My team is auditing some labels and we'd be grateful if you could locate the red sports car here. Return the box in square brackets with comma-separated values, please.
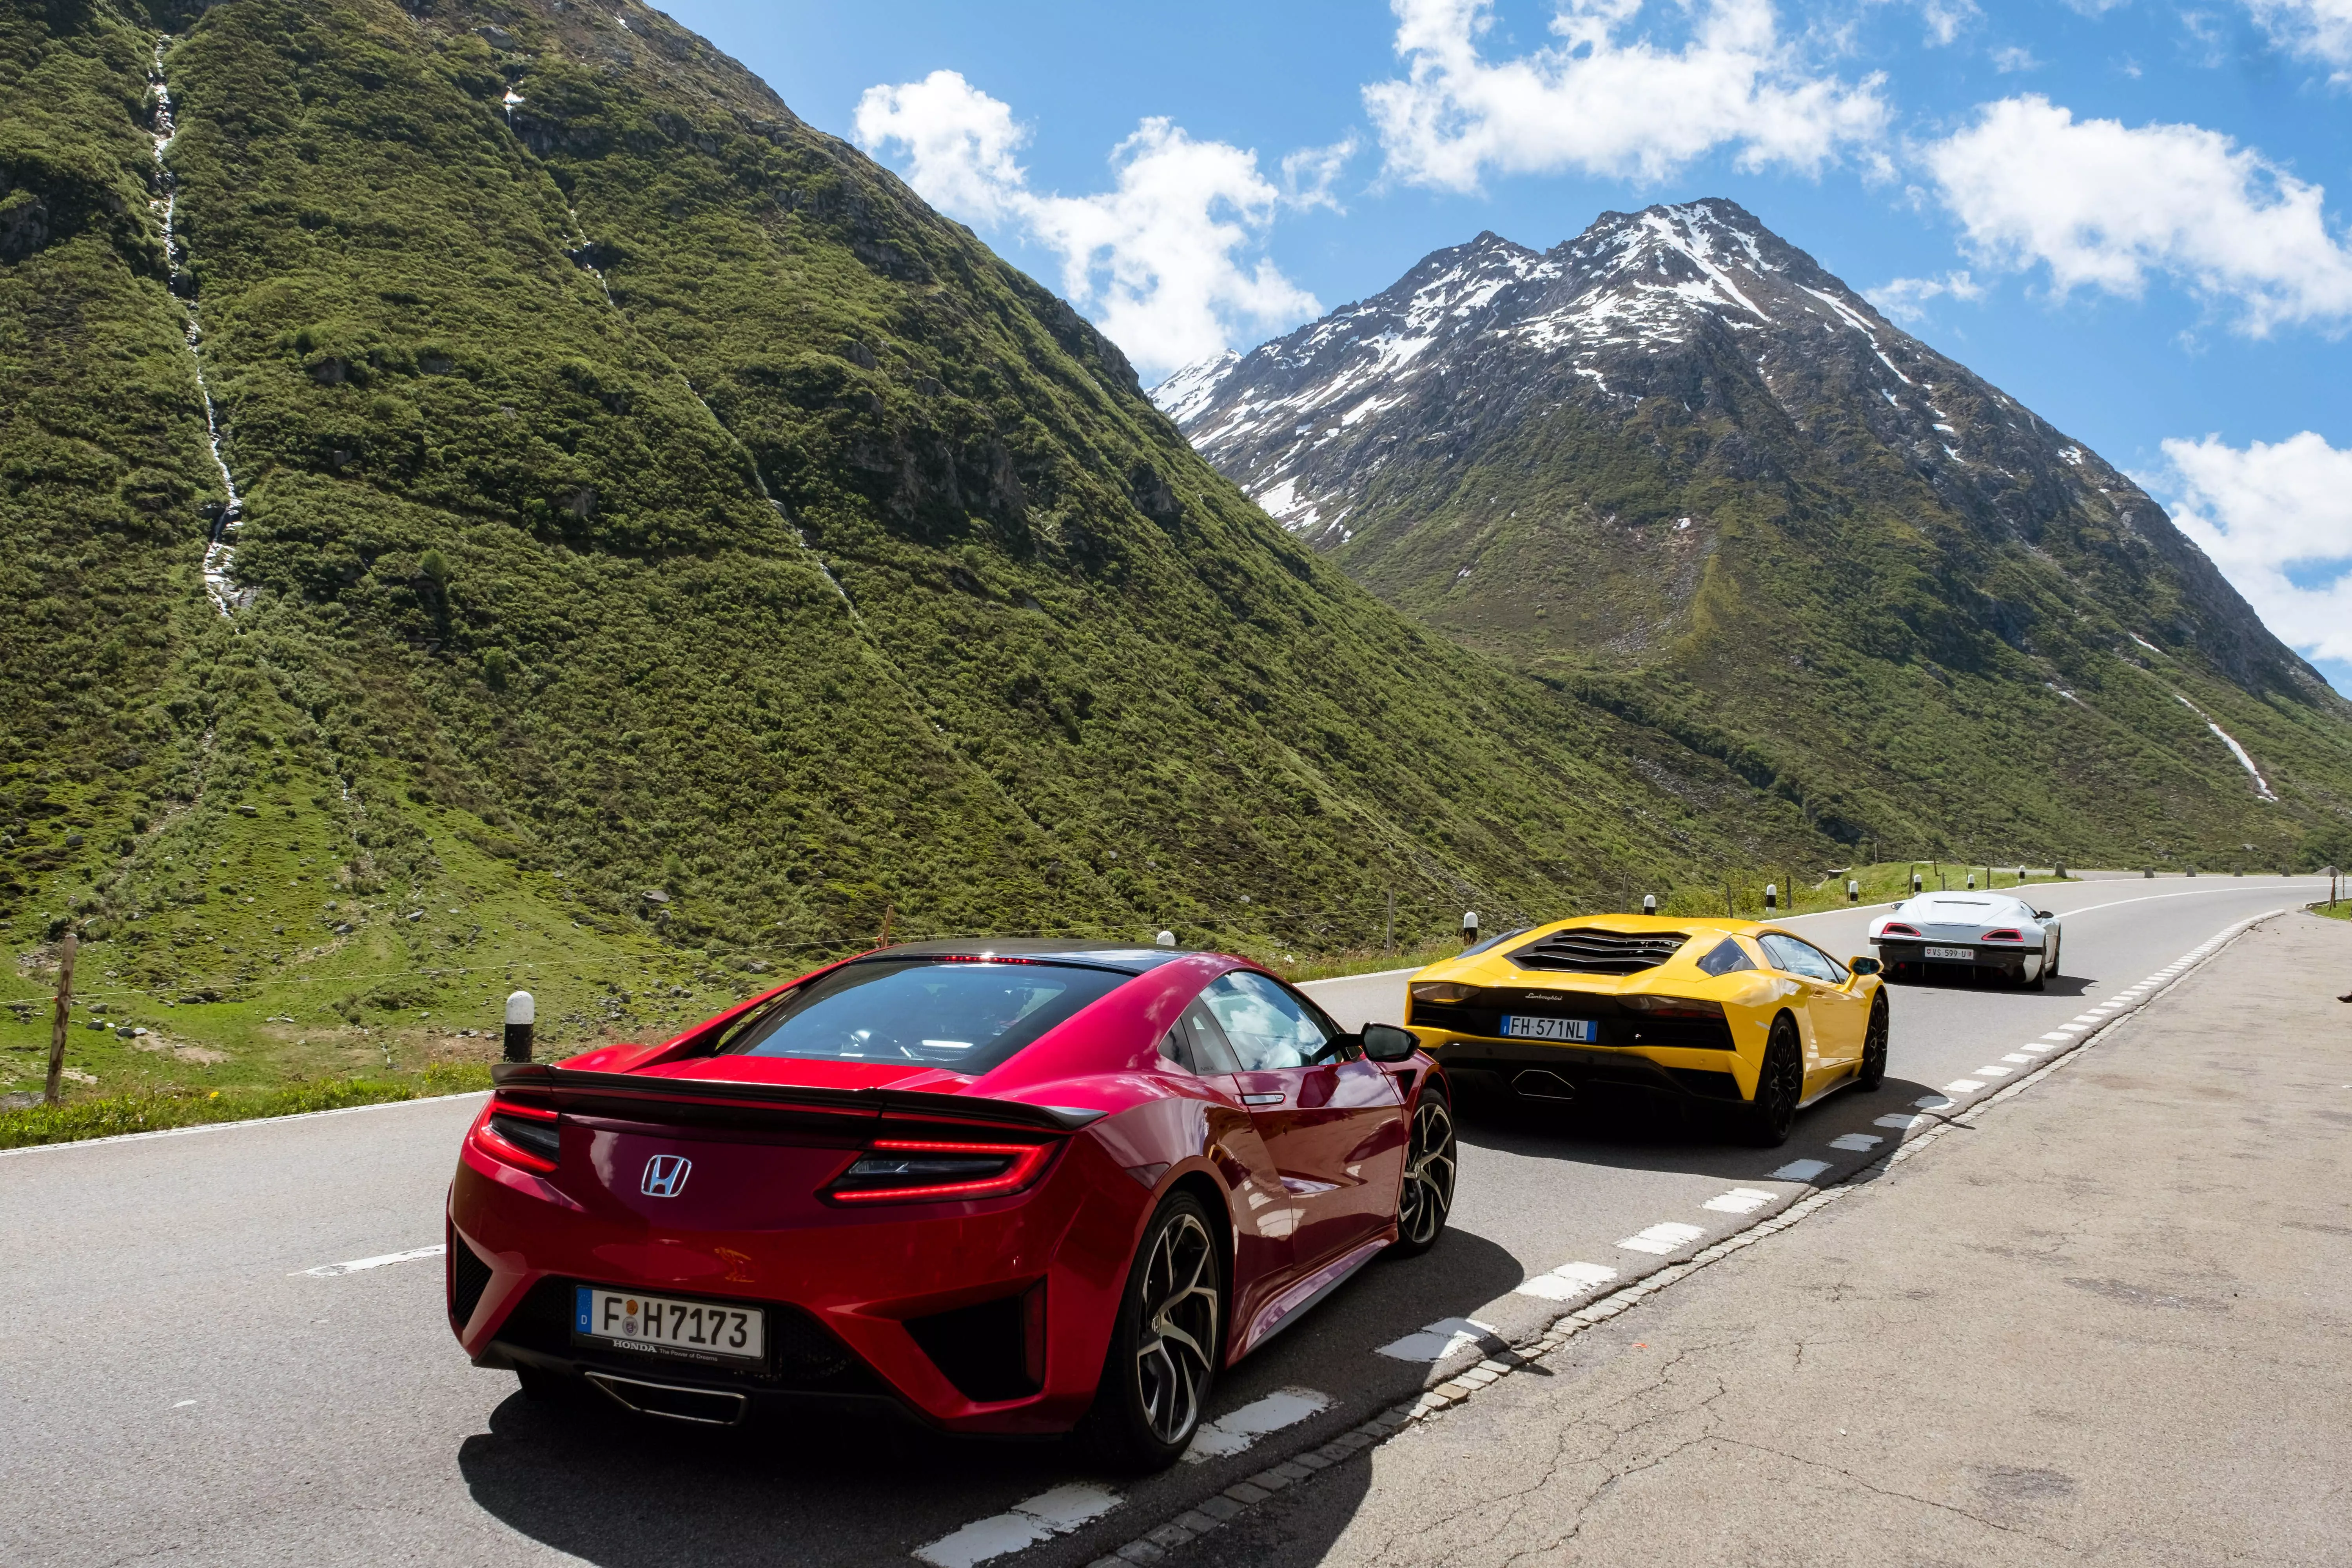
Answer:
[446, 940, 1455, 1468]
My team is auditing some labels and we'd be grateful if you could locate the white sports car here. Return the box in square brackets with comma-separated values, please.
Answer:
[1868, 893, 2063, 989]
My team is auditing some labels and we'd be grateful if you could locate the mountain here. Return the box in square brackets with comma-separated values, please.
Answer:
[0, 2, 1840, 1063]
[1156, 200, 2352, 866]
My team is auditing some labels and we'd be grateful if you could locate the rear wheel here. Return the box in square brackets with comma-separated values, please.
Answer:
[1739, 1016, 1803, 1147]
[1077, 1193, 1221, 1472]
[1857, 993, 1889, 1089]
[2045, 933, 2061, 981]
[1389, 1090, 1456, 1257]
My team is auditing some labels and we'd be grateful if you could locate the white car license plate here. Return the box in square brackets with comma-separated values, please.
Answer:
[1502, 1015, 1596, 1043]
[575, 1286, 764, 1363]
[1923, 946, 1973, 960]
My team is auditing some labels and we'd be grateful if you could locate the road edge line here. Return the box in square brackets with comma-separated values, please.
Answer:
[0, 1088, 492, 1159]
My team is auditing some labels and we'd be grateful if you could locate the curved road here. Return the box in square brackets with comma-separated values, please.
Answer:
[0, 874, 2324, 1568]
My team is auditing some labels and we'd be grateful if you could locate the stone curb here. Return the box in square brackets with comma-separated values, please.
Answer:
[1073, 906, 2287, 1568]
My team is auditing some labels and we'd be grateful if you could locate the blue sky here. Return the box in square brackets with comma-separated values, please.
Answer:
[661, 0, 2352, 693]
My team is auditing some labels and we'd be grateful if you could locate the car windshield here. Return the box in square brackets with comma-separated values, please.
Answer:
[713, 960, 1131, 1073]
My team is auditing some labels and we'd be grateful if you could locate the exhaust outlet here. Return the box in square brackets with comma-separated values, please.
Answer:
[1512, 1069, 1577, 1101]
[584, 1371, 748, 1426]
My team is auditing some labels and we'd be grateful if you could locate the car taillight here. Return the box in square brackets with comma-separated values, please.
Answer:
[1880, 923, 1920, 937]
[1620, 995, 1726, 1019]
[826, 1138, 1057, 1204]
[1410, 982, 1480, 1004]
[1980, 929, 2023, 942]
[471, 1098, 560, 1174]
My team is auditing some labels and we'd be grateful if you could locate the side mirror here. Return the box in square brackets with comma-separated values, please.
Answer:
[1361, 1022, 1419, 1063]
[1848, 957, 1882, 977]
[2035, 911, 2054, 921]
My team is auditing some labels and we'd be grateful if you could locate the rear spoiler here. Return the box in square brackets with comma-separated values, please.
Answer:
[490, 1062, 1105, 1136]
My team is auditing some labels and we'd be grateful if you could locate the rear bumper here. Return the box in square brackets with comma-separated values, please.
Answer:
[1873, 940, 2038, 977]
[1406, 1031, 1752, 1104]
[445, 1131, 1147, 1436]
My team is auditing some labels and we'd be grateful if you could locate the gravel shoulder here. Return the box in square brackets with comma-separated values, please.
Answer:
[1153, 909, 2352, 1568]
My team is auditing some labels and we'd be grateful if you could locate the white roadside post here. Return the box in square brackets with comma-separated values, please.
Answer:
[1848, 878, 1860, 903]
[503, 990, 535, 1063]
[1642, 894, 1657, 915]
[1764, 883, 1777, 913]
[1460, 910, 1479, 949]
[1155, 929, 1176, 949]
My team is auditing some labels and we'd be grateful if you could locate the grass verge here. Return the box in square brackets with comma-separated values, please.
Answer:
[0, 1063, 491, 1150]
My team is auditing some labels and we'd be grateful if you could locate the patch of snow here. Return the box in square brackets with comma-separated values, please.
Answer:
[1150, 350, 1240, 424]
[2057, 446, 2084, 466]
[2174, 694, 2279, 801]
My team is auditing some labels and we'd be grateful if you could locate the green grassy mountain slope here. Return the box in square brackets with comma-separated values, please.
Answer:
[1160, 203, 2352, 871]
[1, 2, 1835, 1094]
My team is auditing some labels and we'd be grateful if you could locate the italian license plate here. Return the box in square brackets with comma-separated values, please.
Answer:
[1502, 1015, 1596, 1043]
[1923, 946, 1973, 960]
[574, 1286, 764, 1363]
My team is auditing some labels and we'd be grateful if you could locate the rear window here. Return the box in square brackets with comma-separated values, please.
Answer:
[713, 960, 1131, 1073]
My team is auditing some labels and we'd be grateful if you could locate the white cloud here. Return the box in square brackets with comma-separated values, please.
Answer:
[1991, 44, 2042, 70]
[1360, 0, 1891, 191]
[2245, 0, 2352, 77]
[854, 71, 1321, 376]
[2150, 432, 2352, 665]
[1866, 269, 1984, 321]
[1922, 96, 2352, 334]
[1280, 136, 1361, 213]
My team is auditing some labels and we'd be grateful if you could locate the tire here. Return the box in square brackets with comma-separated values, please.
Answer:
[1076, 1193, 1222, 1472]
[1389, 1089, 1457, 1258]
[1739, 1016, 1803, 1147]
[2045, 933, 2060, 982]
[1857, 992, 1889, 1090]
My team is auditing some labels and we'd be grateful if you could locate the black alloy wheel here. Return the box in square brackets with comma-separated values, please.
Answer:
[1080, 1193, 1222, 1471]
[1857, 992, 1889, 1089]
[2045, 932, 2061, 981]
[1740, 1016, 1804, 1147]
[1390, 1090, 1457, 1257]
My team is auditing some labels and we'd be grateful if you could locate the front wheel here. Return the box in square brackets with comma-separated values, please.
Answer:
[1857, 992, 1888, 1089]
[1076, 1193, 1223, 1472]
[1739, 1016, 1803, 1147]
[1389, 1090, 1456, 1257]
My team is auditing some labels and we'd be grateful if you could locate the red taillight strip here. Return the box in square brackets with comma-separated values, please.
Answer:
[1980, 929, 2024, 942]
[471, 1098, 560, 1174]
[1881, 923, 1921, 936]
[828, 1138, 1057, 1204]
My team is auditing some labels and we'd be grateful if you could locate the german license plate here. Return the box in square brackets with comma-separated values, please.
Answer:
[1502, 1015, 1596, 1043]
[1923, 946, 1973, 960]
[574, 1286, 764, 1363]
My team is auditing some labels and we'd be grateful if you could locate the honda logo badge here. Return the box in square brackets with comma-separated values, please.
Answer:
[640, 1154, 692, 1198]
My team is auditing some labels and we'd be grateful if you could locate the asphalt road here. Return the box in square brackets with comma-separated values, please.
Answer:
[0, 874, 2323, 1568]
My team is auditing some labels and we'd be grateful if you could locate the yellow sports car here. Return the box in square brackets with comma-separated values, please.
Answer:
[1400, 915, 1888, 1145]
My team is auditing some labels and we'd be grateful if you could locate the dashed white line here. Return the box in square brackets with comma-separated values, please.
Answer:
[1377, 1318, 1499, 1361]
[1772, 1158, 1832, 1181]
[1185, 1387, 1332, 1462]
[915, 1484, 1122, 1568]
[1827, 1132, 1883, 1151]
[1974, 1065, 2014, 1078]
[1616, 1221, 1707, 1255]
[1701, 1187, 1777, 1214]
[294, 1244, 445, 1278]
[1514, 1261, 1621, 1300]
[1944, 1078, 1985, 1094]
[1875, 1114, 1930, 1131]
[2001, 1053, 2034, 1063]
[1914, 1094, 1954, 1110]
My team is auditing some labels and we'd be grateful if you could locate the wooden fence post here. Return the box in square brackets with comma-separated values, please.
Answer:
[45, 931, 76, 1107]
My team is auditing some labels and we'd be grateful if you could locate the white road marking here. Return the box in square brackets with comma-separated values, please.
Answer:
[1771, 1158, 1832, 1181]
[2040, 1032, 2076, 1042]
[1185, 1387, 1332, 1462]
[1377, 1317, 1499, 1361]
[1514, 1261, 1621, 1300]
[1616, 1221, 1707, 1255]
[2001, 1053, 2034, 1063]
[1701, 1187, 1777, 1214]
[2016, 1045, 2050, 1055]
[1913, 1094, 1954, 1110]
[2070, 1015, 2102, 1025]
[916, 1484, 1122, 1568]
[1828, 1133, 1882, 1151]
[1975, 1066, 2014, 1078]
[1874, 1114, 1930, 1131]
[172, 1399, 195, 1408]
[1944, 1078, 1986, 1093]
[295, 1244, 445, 1278]
[2051, 1024, 2087, 1034]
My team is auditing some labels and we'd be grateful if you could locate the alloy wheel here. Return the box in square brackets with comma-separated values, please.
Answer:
[1134, 1211, 1218, 1446]
[1394, 1095, 1456, 1252]
[1858, 995, 1889, 1089]
[1745, 1020, 1803, 1146]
